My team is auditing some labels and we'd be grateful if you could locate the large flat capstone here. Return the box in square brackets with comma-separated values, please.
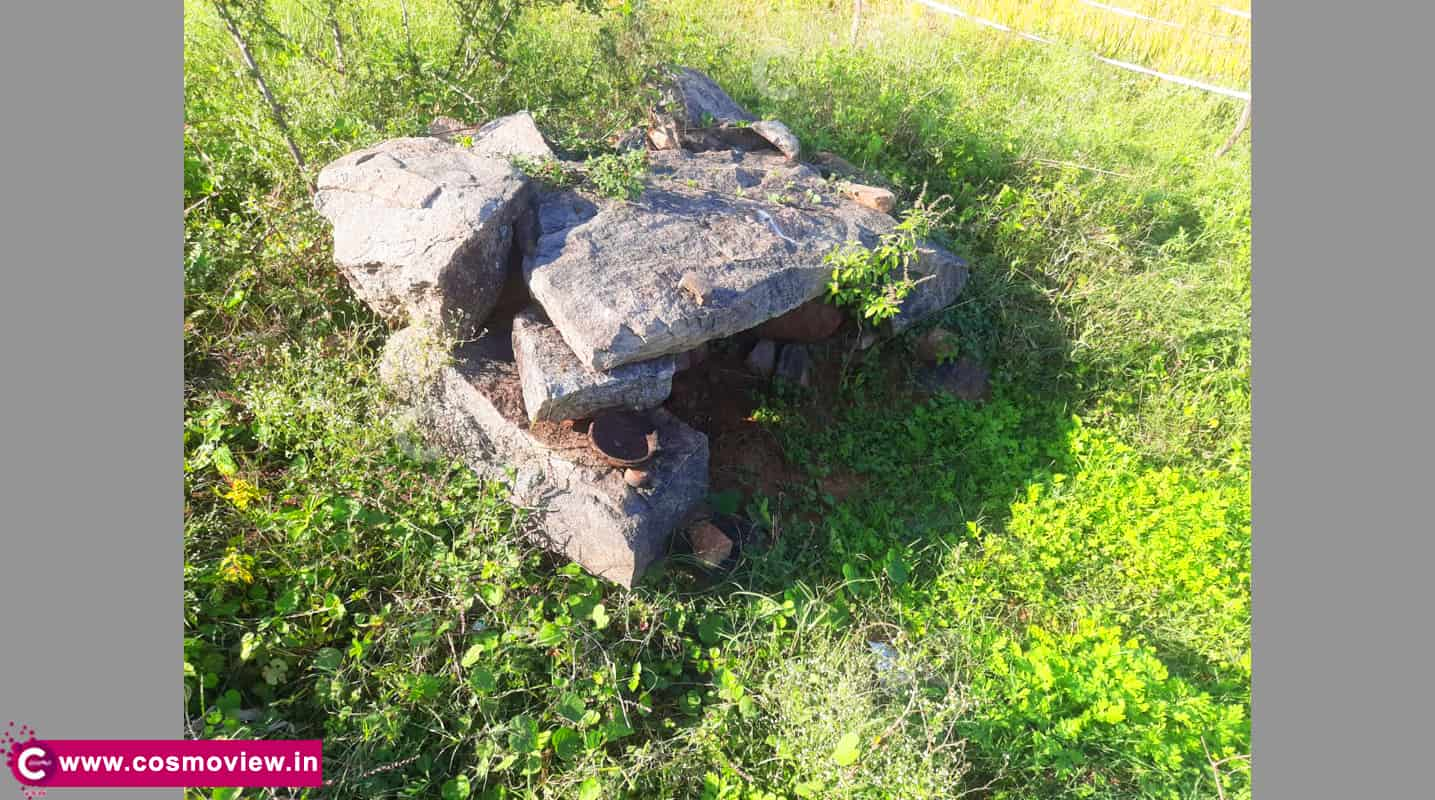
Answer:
[381, 325, 708, 587]
[512, 306, 676, 422]
[314, 137, 531, 338]
[525, 149, 900, 370]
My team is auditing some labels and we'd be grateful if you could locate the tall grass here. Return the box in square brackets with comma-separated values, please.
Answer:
[897, 0, 1249, 86]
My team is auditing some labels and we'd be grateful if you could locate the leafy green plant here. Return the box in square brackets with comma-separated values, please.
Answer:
[825, 195, 952, 324]
[583, 148, 648, 200]
[512, 150, 647, 200]
[510, 154, 578, 188]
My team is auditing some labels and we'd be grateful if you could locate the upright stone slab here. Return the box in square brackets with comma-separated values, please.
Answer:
[512, 306, 676, 422]
[468, 112, 555, 161]
[315, 137, 531, 338]
[429, 111, 555, 162]
[382, 326, 708, 587]
[651, 66, 803, 157]
[525, 149, 899, 370]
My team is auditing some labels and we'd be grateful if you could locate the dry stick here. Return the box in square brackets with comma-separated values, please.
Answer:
[1215, 99, 1252, 157]
[850, 0, 864, 46]
[212, 1, 311, 192]
[327, 0, 347, 75]
[252, 12, 342, 73]
[479, 1, 521, 70]
[444, 1, 480, 79]
[1201, 736, 1227, 800]
[399, 0, 418, 79]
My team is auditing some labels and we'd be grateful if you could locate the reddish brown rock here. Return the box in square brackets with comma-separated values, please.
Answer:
[753, 300, 846, 342]
[841, 182, 897, 214]
[689, 521, 734, 568]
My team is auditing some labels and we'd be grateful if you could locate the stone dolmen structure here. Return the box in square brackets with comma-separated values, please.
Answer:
[315, 67, 967, 586]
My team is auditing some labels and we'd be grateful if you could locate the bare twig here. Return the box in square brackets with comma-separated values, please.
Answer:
[211, 0, 311, 191]
[327, 0, 347, 75]
[434, 72, 487, 115]
[248, 8, 343, 74]
[399, 0, 419, 78]
[850, 0, 864, 46]
[185, 192, 218, 217]
[1201, 736, 1227, 800]
[1215, 100, 1251, 158]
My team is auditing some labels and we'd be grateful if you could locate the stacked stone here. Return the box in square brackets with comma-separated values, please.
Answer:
[314, 69, 969, 587]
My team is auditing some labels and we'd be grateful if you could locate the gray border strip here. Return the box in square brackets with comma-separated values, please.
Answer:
[1255, 2, 1435, 798]
[0, 2, 181, 797]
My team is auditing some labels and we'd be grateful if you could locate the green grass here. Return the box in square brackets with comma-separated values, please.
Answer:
[183, 1, 1249, 797]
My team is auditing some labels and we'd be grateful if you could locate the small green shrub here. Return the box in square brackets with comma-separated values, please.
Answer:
[958, 618, 1249, 799]
[510, 154, 579, 189]
[825, 196, 951, 324]
[583, 149, 648, 200]
[512, 150, 648, 199]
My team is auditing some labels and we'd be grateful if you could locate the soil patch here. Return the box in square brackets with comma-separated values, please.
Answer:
[664, 339, 866, 506]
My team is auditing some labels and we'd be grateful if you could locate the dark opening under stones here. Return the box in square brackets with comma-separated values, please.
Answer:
[589, 410, 660, 467]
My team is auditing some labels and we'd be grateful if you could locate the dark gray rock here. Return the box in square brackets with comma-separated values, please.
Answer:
[808, 151, 863, 180]
[383, 325, 709, 587]
[652, 66, 757, 153]
[916, 356, 991, 403]
[525, 149, 898, 370]
[666, 67, 756, 126]
[888, 243, 969, 334]
[314, 137, 531, 338]
[511, 306, 676, 423]
[774, 344, 812, 387]
[745, 339, 778, 377]
[914, 326, 960, 363]
[610, 126, 648, 152]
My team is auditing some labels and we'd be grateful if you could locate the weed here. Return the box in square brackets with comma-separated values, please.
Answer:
[825, 195, 952, 324]
[583, 148, 649, 200]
